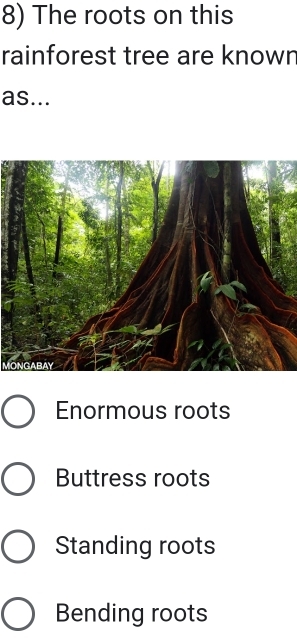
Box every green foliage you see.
[2,159,296,355]
[78,323,176,371]
[198,273,247,302]
[3,350,31,363]
[228,280,247,292]
[2,160,173,351]
[246,161,297,294]
[188,338,238,371]
[215,280,247,301]
[198,271,214,293]
[215,284,237,300]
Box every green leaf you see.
[8,352,22,362]
[229,280,247,293]
[212,339,223,350]
[218,343,232,357]
[201,277,213,293]
[118,325,138,334]
[160,323,176,334]
[215,284,237,300]
[188,357,203,371]
[200,271,213,293]
[203,161,220,178]
[141,324,162,336]
[188,339,204,350]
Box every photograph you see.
[1,159,297,371]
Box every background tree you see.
[246,161,297,294]
[1,161,28,345]
[147,161,165,242]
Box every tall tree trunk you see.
[242,162,250,203]
[104,178,113,295]
[33,162,297,371]
[47,163,71,339]
[222,162,232,282]
[123,175,130,255]
[52,163,71,281]
[115,161,124,298]
[22,213,47,339]
[267,161,282,278]
[147,161,165,242]
[36,213,48,268]
[1,161,28,344]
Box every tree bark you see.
[1,161,28,344]
[52,163,71,281]
[104,177,113,296]
[115,161,124,298]
[22,212,47,337]
[222,161,232,282]
[147,161,165,242]
[267,161,282,277]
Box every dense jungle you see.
[1,160,297,370]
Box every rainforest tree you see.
[44,161,297,371]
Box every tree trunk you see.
[104,178,113,296]
[147,161,165,242]
[52,163,71,281]
[115,161,124,298]
[123,174,130,255]
[33,161,297,371]
[22,212,44,326]
[22,212,50,344]
[1,161,28,344]
[267,161,282,278]
[222,162,232,282]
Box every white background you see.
[0,0,297,158]
[1,0,297,640]
[0,375,297,642]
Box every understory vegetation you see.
[1,160,297,370]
